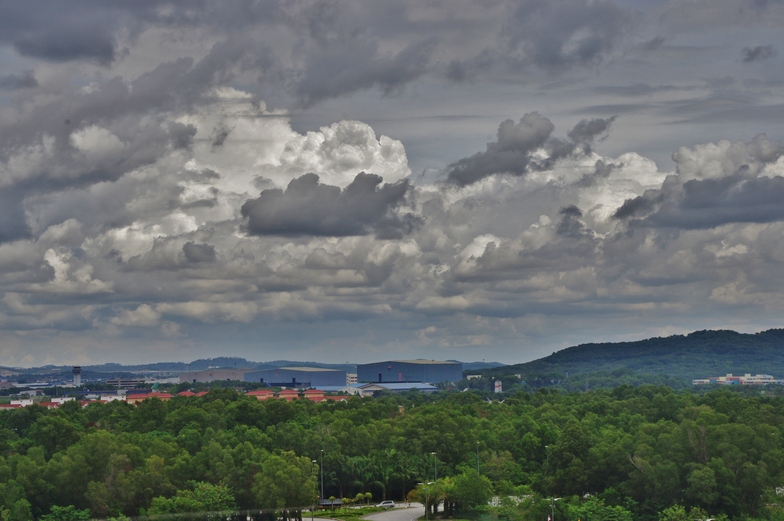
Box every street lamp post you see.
[311,460,317,521]
[320,450,324,504]
[476,442,480,474]
[418,482,432,521]
[544,497,560,521]
[431,452,437,481]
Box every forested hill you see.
[485,328,784,383]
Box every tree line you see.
[2,385,784,520]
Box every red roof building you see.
[126,392,173,404]
[247,389,275,400]
[278,389,300,401]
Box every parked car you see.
[376,501,395,509]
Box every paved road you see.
[363,503,425,521]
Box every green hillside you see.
[482,328,784,388]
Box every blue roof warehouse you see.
[243,367,347,388]
[357,360,462,384]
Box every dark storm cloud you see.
[593,83,689,97]
[211,124,232,149]
[0,0,637,109]
[294,37,436,106]
[183,242,217,263]
[613,194,658,220]
[0,71,38,89]
[0,1,263,66]
[446,113,616,186]
[615,136,784,228]
[0,1,174,65]
[646,174,784,229]
[556,205,589,238]
[741,45,777,63]
[0,37,264,196]
[168,122,198,150]
[446,113,554,186]
[0,189,32,242]
[642,36,666,52]
[15,28,116,66]
[567,116,616,144]
[241,172,419,238]
[504,0,629,70]
[576,160,619,187]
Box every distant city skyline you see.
[1,1,784,366]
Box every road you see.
[363,503,425,521]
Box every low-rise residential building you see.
[246,389,275,400]
[125,392,173,404]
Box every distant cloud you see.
[742,45,776,62]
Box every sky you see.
[1,0,784,367]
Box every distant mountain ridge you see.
[481,328,784,385]
[3,358,505,376]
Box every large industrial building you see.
[179,368,249,384]
[243,367,347,388]
[357,360,463,384]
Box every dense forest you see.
[2,386,784,521]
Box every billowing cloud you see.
[614,135,784,228]
[241,172,419,238]
[446,113,615,186]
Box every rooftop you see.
[276,366,342,372]
[378,360,460,365]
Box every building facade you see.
[178,368,249,383]
[357,360,463,384]
[693,373,784,385]
[243,367,347,388]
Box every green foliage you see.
[0,385,783,521]
[568,496,633,521]
[146,481,236,514]
[452,469,493,510]
[39,506,90,521]
[253,451,318,510]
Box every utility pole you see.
[476,442,480,473]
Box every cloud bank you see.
[1,0,784,365]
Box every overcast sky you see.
[2,0,784,367]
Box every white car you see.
[376,501,395,509]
